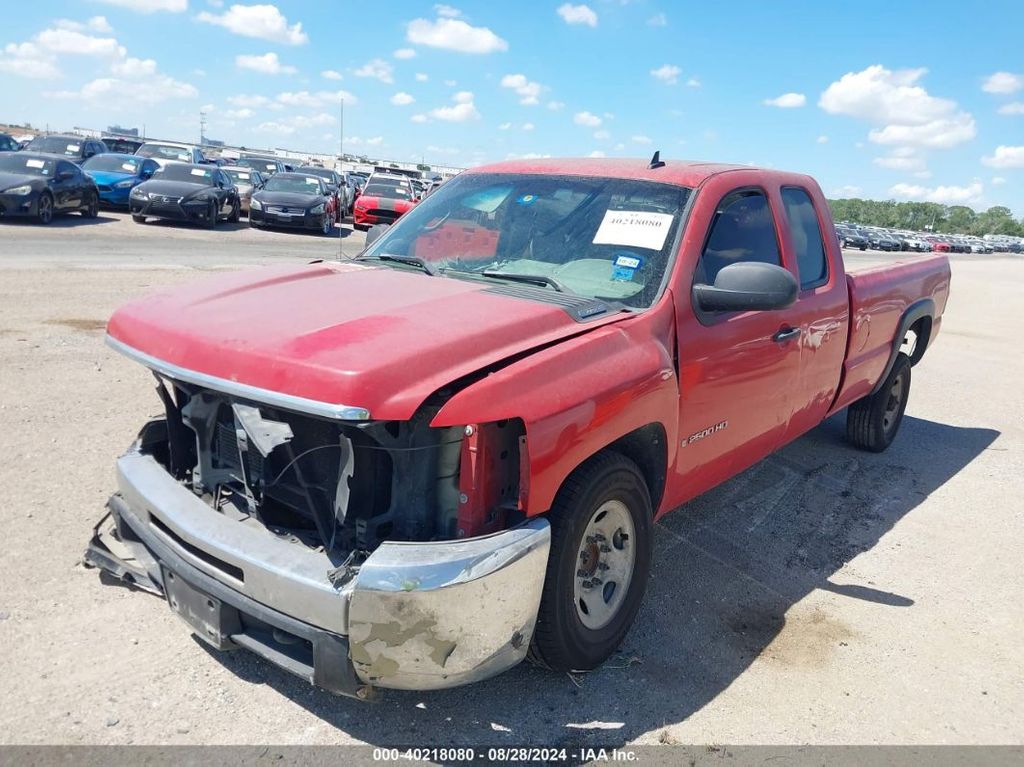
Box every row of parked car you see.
[0,131,436,234]
[835,222,1018,254]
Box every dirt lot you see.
[0,211,1021,746]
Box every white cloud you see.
[275,89,356,108]
[830,185,862,197]
[632,134,652,144]
[500,73,543,105]
[365,136,384,146]
[256,112,335,135]
[406,17,508,54]
[820,65,975,150]
[394,48,416,59]
[557,3,597,27]
[235,52,295,74]
[223,107,253,119]
[415,72,428,82]
[587,150,606,158]
[96,0,186,11]
[889,181,983,204]
[429,90,480,122]
[434,3,461,17]
[196,4,308,45]
[321,69,342,80]
[650,64,681,85]
[998,102,1024,115]
[0,42,60,79]
[982,71,1023,95]
[34,28,122,57]
[647,12,667,26]
[686,77,701,88]
[51,71,196,104]
[817,135,829,144]
[521,122,534,131]
[411,113,429,123]
[354,58,394,83]
[982,145,1024,169]
[55,16,115,34]
[547,100,564,110]
[574,110,602,127]
[764,92,806,108]
[228,93,271,107]
[873,151,926,171]
[991,176,1006,185]
[390,91,415,106]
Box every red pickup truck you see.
[86,157,950,698]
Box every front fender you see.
[430,297,679,515]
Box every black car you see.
[297,165,349,218]
[129,163,241,228]
[237,156,287,176]
[102,136,145,155]
[249,172,335,234]
[0,133,21,152]
[25,134,108,165]
[0,152,99,224]
[836,225,868,250]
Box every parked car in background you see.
[924,235,951,253]
[25,134,108,165]
[865,230,899,251]
[0,133,21,152]
[835,224,868,250]
[103,136,145,155]
[0,151,99,223]
[249,171,336,235]
[129,162,240,228]
[82,153,159,208]
[353,173,418,229]
[136,141,209,167]
[222,166,264,216]
[297,166,350,219]
[237,155,287,176]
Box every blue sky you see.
[2,1,1023,214]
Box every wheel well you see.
[905,316,932,366]
[598,424,668,512]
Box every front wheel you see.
[321,214,333,236]
[37,193,53,225]
[529,452,652,672]
[205,200,218,229]
[847,353,911,452]
[229,198,241,223]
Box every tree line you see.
[827,198,1024,237]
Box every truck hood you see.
[106,261,628,421]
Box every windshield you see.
[362,173,691,308]
[27,136,84,156]
[0,154,55,176]
[263,175,323,194]
[239,157,279,172]
[153,164,214,184]
[137,143,193,162]
[83,154,141,174]
[224,168,254,184]
[299,167,337,183]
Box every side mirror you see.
[693,262,798,313]
[365,223,391,246]
[57,170,74,181]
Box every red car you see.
[925,235,952,252]
[352,174,416,230]
[86,157,951,698]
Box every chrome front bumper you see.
[85,448,551,696]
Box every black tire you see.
[847,353,911,452]
[529,451,652,672]
[859,245,867,251]
[132,214,146,224]
[321,214,333,236]
[37,193,53,225]
[205,200,218,229]
[229,197,241,223]
[82,191,99,218]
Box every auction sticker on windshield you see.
[594,210,674,251]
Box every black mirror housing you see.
[693,262,798,313]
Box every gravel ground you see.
[0,211,1021,746]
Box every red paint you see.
[352,193,415,227]
[107,158,951,525]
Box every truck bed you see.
[831,254,951,413]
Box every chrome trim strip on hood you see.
[105,335,372,421]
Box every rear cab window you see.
[781,186,828,290]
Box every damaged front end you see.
[84,353,550,697]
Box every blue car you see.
[82,153,159,207]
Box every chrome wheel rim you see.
[882,373,904,433]
[573,499,635,630]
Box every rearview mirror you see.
[693,262,798,313]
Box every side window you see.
[57,160,76,177]
[697,190,780,285]
[781,187,828,289]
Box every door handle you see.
[773,326,801,343]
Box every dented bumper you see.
[84,447,550,696]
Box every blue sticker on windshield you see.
[611,252,642,282]
[611,265,635,282]
[516,194,538,205]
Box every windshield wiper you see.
[357,254,438,276]
[479,270,574,294]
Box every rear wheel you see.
[37,193,53,225]
[529,452,652,672]
[847,353,911,452]
[82,191,99,218]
